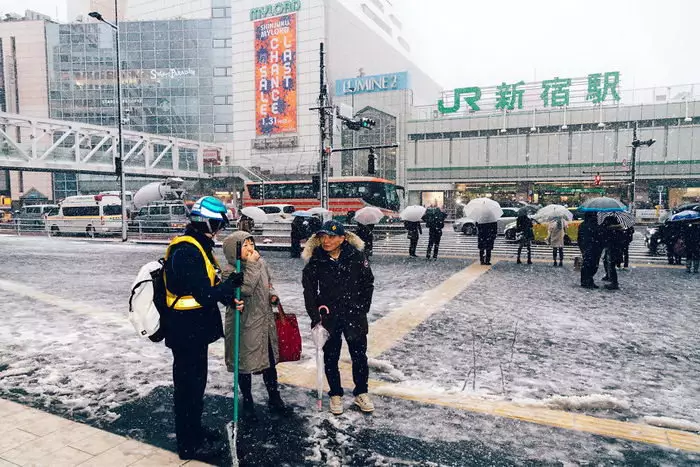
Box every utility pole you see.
[317,43,329,210]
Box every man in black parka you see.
[302,220,375,415]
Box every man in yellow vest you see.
[161,196,243,462]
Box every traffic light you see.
[359,117,376,129]
[343,117,376,131]
[367,148,376,175]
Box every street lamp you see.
[89,7,127,242]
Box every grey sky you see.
[8,0,700,91]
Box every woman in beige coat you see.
[547,218,568,267]
[223,231,286,415]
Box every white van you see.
[45,195,122,236]
[257,204,295,222]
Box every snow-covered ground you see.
[382,260,700,424]
[0,235,698,465]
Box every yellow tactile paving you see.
[0,399,203,466]
[366,261,495,357]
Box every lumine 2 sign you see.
[250,0,301,20]
[438,71,621,114]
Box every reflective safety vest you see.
[164,235,221,310]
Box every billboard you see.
[335,72,409,96]
[254,13,297,136]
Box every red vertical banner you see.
[254,14,297,136]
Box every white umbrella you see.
[400,205,426,222]
[463,198,503,224]
[311,324,330,411]
[240,206,268,224]
[535,204,573,222]
[354,206,384,225]
[307,207,333,222]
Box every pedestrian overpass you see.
[0,112,265,182]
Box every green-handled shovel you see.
[226,241,242,466]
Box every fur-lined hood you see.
[301,231,364,262]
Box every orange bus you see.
[242,176,403,221]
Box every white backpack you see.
[128,260,167,342]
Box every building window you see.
[361,4,392,36]
[213,67,233,77]
[212,7,232,17]
[213,39,232,48]
[398,36,410,52]
[214,95,233,105]
[214,124,233,133]
[370,0,384,12]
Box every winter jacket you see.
[423,209,446,230]
[547,219,568,248]
[405,221,422,240]
[355,224,375,254]
[515,215,535,241]
[222,231,279,374]
[302,232,374,339]
[681,222,700,253]
[477,222,497,250]
[161,226,237,349]
[602,223,626,264]
[578,214,602,254]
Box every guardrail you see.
[0,219,409,243]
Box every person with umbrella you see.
[423,205,446,259]
[405,219,422,257]
[600,216,626,290]
[353,207,384,258]
[477,222,497,265]
[462,198,502,265]
[301,220,375,415]
[515,208,535,265]
[547,217,567,267]
[578,211,604,288]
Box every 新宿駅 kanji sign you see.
[438,71,621,114]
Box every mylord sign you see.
[250,0,301,20]
[335,72,409,96]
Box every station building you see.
[404,77,700,215]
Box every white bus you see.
[45,195,122,237]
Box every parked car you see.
[131,201,189,233]
[453,207,521,236]
[15,204,59,230]
[258,204,296,222]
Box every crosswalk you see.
[373,229,668,264]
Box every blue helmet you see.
[190,196,229,232]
